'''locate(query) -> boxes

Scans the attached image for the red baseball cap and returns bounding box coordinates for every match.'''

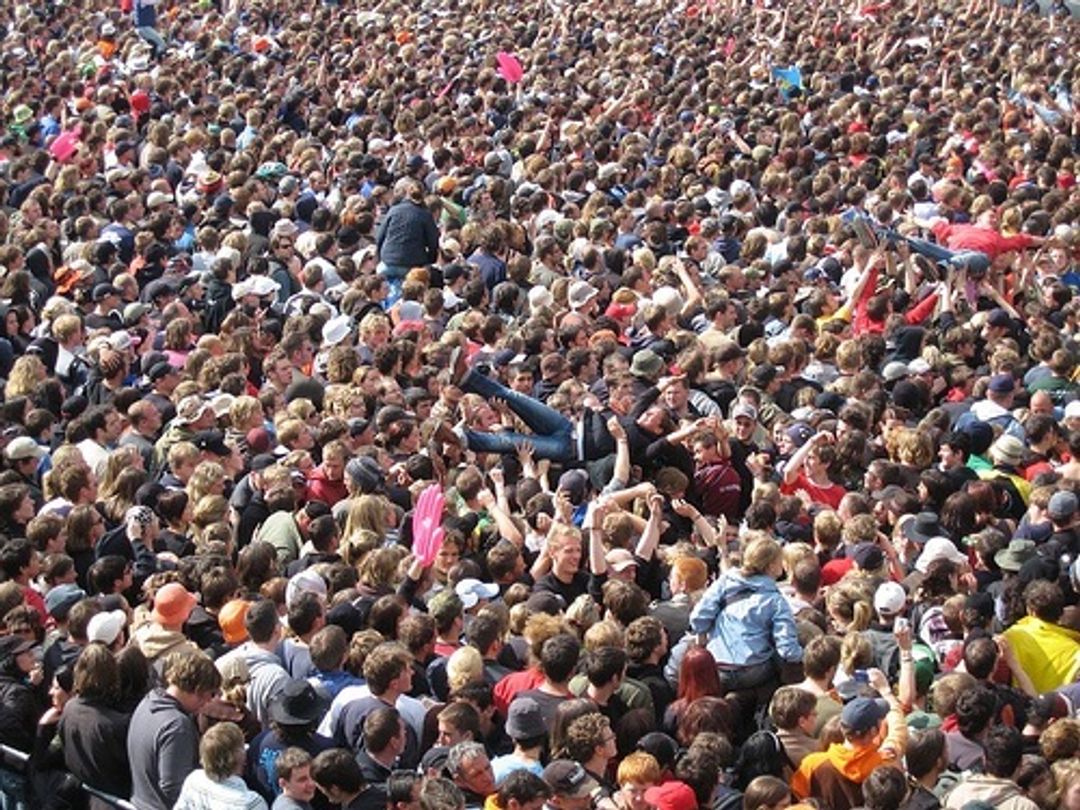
[644,781,697,810]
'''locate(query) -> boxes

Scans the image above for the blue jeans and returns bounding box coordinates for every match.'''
[876,225,991,274]
[136,26,166,56]
[461,371,575,462]
[377,262,408,307]
[0,768,27,810]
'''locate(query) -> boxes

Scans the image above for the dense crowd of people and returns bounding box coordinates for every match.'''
[0,0,1077,809]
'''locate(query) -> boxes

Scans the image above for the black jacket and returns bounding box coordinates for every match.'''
[0,672,43,754]
[59,695,132,807]
[375,200,439,268]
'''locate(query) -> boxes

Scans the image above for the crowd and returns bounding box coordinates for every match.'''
[0,0,1077,809]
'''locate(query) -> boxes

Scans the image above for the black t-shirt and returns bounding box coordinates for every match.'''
[533,570,589,608]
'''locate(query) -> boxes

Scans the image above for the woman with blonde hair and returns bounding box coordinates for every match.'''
[826,581,874,633]
[343,493,389,545]
[100,465,148,525]
[5,354,45,399]
[174,721,266,809]
[689,537,803,693]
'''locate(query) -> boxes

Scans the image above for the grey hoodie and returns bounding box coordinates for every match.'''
[217,642,290,729]
[943,774,1040,810]
[127,688,199,810]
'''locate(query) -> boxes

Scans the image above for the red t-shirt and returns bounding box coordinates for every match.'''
[781,471,847,510]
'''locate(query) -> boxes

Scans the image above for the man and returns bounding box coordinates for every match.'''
[144,361,180,425]
[216,599,291,728]
[690,429,743,522]
[305,440,349,506]
[569,648,627,725]
[943,726,1039,810]
[120,400,163,470]
[76,405,122,475]
[511,634,579,733]
[562,713,618,797]
[328,642,423,767]
[791,673,907,810]
[496,771,552,810]
[436,701,482,748]
[272,748,318,810]
[769,687,821,770]
[356,707,405,787]
[311,749,385,810]
[1002,580,1080,693]
[542,760,600,810]
[491,697,546,785]
[128,651,222,810]
[957,373,1024,440]
[3,437,45,509]
[445,741,496,810]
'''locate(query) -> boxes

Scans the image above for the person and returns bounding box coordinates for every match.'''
[445,741,497,810]
[375,179,440,303]
[311,748,385,810]
[689,537,802,693]
[492,696,548,784]
[1002,580,1080,693]
[0,634,42,808]
[127,651,223,810]
[175,721,269,810]
[271,748,318,810]
[942,726,1039,810]
[59,641,132,809]
[215,598,291,728]
[791,672,908,810]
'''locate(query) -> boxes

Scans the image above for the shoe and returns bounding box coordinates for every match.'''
[448,345,469,387]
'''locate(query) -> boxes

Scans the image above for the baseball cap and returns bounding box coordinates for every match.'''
[454,578,499,610]
[45,583,86,620]
[4,437,45,462]
[731,402,758,422]
[218,599,251,645]
[643,781,698,810]
[86,609,127,646]
[192,430,231,457]
[1048,490,1078,523]
[874,582,907,617]
[852,543,884,572]
[543,761,598,798]
[286,569,328,609]
[605,548,637,573]
[841,696,890,734]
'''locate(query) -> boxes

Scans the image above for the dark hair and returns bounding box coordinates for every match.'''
[288,591,324,637]
[862,765,909,810]
[245,599,280,643]
[955,685,997,739]
[731,730,788,790]
[962,637,999,681]
[363,706,402,754]
[539,633,580,684]
[497,770,551,807]
[88,555,129,595]
[905,728,946,780]
[984,725,1024,779]
[584,647,627,687]
[312,748,364,794]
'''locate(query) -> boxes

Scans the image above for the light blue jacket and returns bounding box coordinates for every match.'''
[689,570,803,667]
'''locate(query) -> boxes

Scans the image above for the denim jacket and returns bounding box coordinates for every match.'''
[689,570,803,667]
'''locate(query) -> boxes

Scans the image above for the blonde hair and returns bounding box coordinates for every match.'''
[742,537,783,576]
[5,355,45,398]
[840,633,873,674]
[828,582,874,632]
[446,646,483,692]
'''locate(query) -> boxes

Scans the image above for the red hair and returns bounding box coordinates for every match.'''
[676,647,722,704]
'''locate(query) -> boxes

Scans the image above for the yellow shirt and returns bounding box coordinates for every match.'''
[1003,616,1080,693]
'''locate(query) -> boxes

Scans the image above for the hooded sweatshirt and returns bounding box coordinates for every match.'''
[791,707,907,809]
[133,622,200,672]
[216,642,290,729]
[128,688,199,810]
[943,774,1040,810]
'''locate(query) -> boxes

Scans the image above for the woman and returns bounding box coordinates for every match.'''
[689,537,803,694]
[0,635,43,807]
[176,721,268,809]
[65,504,106,589]
[59,643,132,809]
[662,646,722,736]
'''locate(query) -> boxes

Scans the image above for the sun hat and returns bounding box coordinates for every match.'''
[269,679,330,727]
[151,583,197,626]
